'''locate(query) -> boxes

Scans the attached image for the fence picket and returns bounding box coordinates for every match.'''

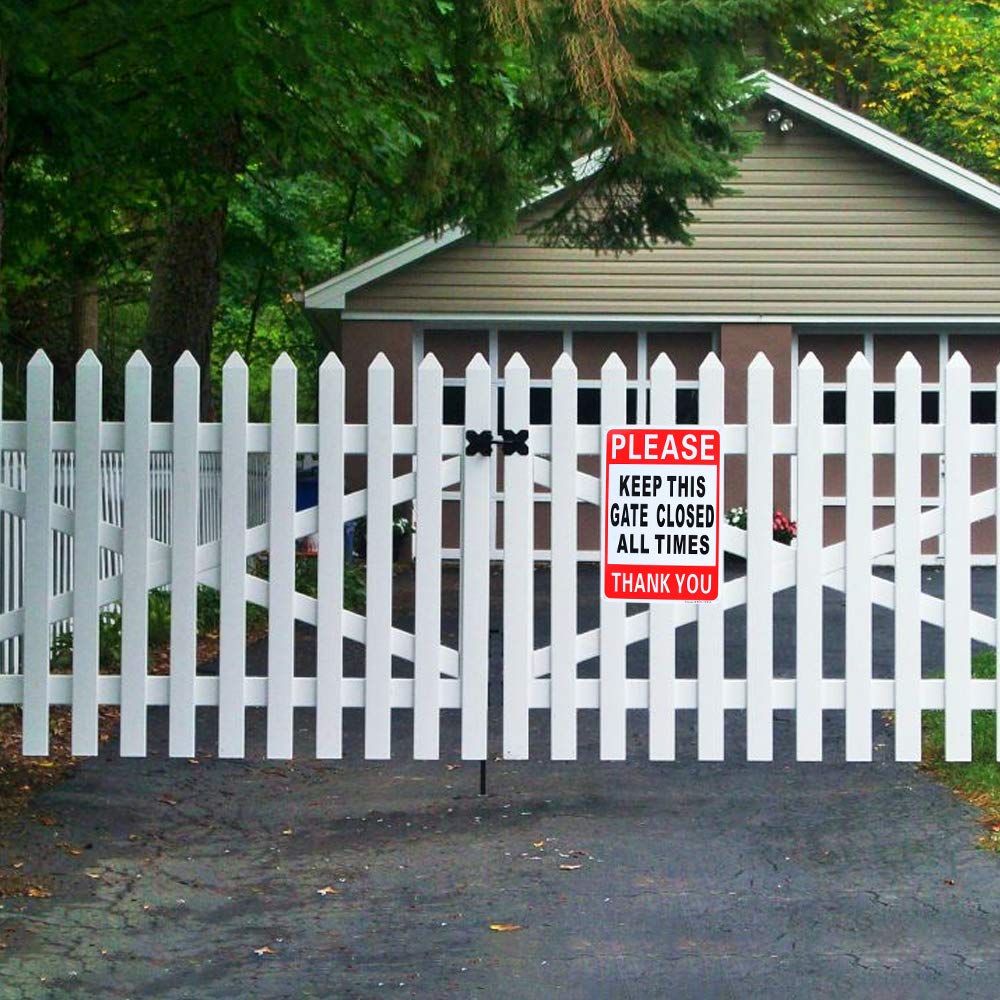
[697,354,726,761]
[365,354,394,759]
[795,354,824,760]
[72,352,102,755]
[169,353,200,757]
[503,354,533,759]
[219,354,248,758]
[460,355,491,760]
[648,353,676,761]
[893,353,922,761]
[746,354,774,761]
[944,352,972,761]
[550,353,578,760]
[316,353,345,759]
[414,355,443,759]
[267,355,298,759]
[600,354,628,760]
[120,352,152,757]
[845,353,873,761]
[23,352,53,755]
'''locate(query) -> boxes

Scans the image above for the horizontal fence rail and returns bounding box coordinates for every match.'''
[0,347,997,762]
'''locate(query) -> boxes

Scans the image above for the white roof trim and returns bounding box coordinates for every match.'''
[753,71,1000,213]
[343,310,1000,326]
[304,151,606,310]
[305,71,1000,311]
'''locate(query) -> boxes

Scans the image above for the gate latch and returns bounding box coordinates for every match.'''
[465,428,529,457]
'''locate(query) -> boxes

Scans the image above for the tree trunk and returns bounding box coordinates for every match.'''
[0,45,8,277]
[71,276,99,356]
[144,116,241,419]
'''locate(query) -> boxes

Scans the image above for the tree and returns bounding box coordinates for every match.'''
[779,0,1000,181]
[1,0,833,416]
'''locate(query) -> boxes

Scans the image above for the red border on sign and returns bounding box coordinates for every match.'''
[602,428,722,602]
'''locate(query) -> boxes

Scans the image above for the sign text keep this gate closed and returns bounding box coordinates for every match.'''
[602,428,722,603]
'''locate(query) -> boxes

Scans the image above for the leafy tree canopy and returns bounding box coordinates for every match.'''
[780,0,1000,182]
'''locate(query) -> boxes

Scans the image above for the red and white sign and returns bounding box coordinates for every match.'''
[602,427,722,603]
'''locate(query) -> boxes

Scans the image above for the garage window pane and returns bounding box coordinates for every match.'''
[443,385,465,425]
[530,387,552,424]
[922,391,940,424]
[971,391,996,424]
[823,390,846,424]
[873,391,895,424]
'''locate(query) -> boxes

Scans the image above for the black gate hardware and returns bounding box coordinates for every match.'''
[465,428,530,457]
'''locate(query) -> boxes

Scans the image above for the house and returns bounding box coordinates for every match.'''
[303,72,1000,562]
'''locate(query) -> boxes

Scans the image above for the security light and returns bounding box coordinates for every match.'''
[766,108,782,123]
[779,118,795,133]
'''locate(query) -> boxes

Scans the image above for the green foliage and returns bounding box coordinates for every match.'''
[921,650,1000,850]
[780,0,1000,181]
[2,0,832,413]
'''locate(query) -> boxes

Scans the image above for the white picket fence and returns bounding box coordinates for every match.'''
[0,437,270,673]
[0,347,997,762]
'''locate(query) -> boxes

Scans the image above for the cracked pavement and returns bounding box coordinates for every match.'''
[2,564,1000,998]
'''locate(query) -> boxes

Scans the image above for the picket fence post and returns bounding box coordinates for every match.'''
[23,351,53,755]
[460,354,491,760]
[502,353,533,759]
[893,352,922,761]
[599,353,627,760]
[648,352,677,761]
[746,353,774,761]
[845,353,873,761]
[795,353,823,761]
[316,352,345,759]
[169,352,200,758]
[365,354,394,759]
[697,353,725,761]
[267,355,298,759]
[944,352,972,761]
[550,353,578,760]
[413,353,443,759]
[219,353,249,758]
[72,351,103,756]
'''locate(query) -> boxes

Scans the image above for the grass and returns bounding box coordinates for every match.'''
[921,650,1000,852]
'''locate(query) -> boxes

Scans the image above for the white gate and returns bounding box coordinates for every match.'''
[0,347,997,762]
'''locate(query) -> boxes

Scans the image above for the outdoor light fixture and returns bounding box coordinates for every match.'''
[766,107,795,134]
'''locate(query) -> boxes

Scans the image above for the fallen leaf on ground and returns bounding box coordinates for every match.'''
[559,864,582,872]
[158,795,178,806]
[532,840,545,849]
[25,886,51,898]
[84,870,102,879]
[12,862,23,870]
[37,816,56,827]
[944,878,956,886]
[489,922,521,932]
[253,946,277,956]
[317,886,340,896]
[282,828,293,836]
[445,763,461,771]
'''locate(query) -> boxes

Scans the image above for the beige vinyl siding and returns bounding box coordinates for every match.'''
[346,113,1000,316]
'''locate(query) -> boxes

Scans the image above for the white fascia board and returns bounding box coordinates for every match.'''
[754,71,1000,212]
[303,150,607,310]
[342,310,1000,326]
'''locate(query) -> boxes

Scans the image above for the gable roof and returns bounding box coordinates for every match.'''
[304,70,1000,311]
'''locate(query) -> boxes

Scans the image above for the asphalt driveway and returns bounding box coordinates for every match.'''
[1,565,1000,999]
